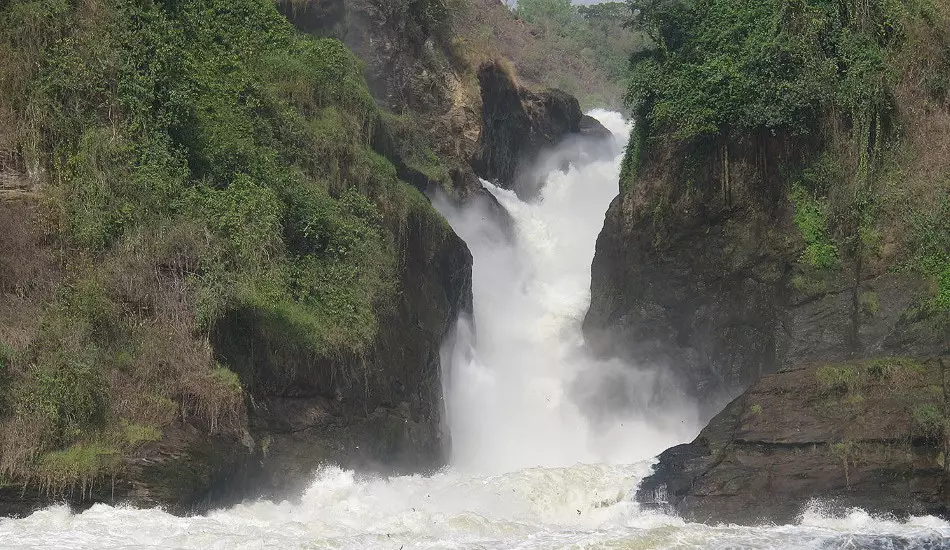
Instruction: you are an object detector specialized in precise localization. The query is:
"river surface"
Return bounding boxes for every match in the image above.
[2,111,948,549]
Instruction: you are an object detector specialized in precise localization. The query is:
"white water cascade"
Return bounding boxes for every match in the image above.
[434,110,697,473]
[1,111,948,549]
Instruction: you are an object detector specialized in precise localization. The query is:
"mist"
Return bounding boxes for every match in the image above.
[433,110,700,474]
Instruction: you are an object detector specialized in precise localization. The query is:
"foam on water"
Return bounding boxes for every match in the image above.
[2,110,948,549]
[2,463,949,549]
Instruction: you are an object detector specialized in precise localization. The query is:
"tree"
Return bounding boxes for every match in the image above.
[515,0,575,27]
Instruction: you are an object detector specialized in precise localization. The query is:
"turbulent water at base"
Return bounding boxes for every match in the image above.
[2,111,949,549]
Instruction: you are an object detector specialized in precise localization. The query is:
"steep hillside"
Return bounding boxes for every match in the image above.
[586,0,950,408]
[0,0,621,516]
[0,0,471,514]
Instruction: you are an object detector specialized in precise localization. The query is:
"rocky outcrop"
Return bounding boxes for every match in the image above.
[637,357,950,525]
[278,0,488,199]
[212,202,472,498]
[473,60,615,199]
[584,132,949,412]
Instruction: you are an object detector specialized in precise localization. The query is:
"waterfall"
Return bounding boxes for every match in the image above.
[434,110,697,473]
[2,111,947,550]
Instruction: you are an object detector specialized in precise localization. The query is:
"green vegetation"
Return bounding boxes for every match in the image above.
[122,422,162,448]
[791,184,840,270]
[623,0,950,311]
[750,404,763,416]
[0,0,445,491]
[912,404,945,437]
[791,273,829,296]
[905,189,950,312]
[37,442,121,494]
[816,366,860,396]
[460,0,641,107]
[626,0,910,142]
[860,292,881,317]
[817,358,925,398]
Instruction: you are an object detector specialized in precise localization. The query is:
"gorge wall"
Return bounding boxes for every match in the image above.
[584,0,950,522]
[585,0,950,409]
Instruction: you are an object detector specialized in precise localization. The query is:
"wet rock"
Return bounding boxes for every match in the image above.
[209,194,472,501]
[637,357,950,525]
[473,60,616,199]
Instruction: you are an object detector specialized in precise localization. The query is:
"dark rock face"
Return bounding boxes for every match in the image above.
[473,60,615,199]
[637,357,950,525]
[584,133,948,412]
[0,3,476,517]
[211,200,472,501]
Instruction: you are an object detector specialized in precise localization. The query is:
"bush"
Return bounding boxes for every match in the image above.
[29,345,109,445]
[122,421,162,448]
[791,184,840,270]
[182,364,244,434]
[906,188,950,313]
[37,442,120,493]
[626,0,913,142]
[912,403,945,437]
[816,366,860,396]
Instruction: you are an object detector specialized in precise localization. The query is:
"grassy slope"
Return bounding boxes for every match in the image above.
[0,0,445,492]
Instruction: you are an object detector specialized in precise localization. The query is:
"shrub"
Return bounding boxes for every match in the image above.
[37,442,120,495]
[860,292,881,317]
[29,345,109,445]
[182,364,244,434]
[867,359,895,380]
[816,366,860,396]
[791,184,840,270]
[906,189,950,313]
[912,404,945,437]
[122,421,162,448]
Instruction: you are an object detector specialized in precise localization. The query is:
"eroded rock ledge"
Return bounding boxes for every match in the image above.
[637,357,950,525]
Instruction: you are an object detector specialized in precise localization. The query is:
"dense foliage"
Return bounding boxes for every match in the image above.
[0,0,434,487]
[623,0,949,313]
[625,0,918,140]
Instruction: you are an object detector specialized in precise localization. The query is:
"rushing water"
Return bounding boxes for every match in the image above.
[2,111,948,549]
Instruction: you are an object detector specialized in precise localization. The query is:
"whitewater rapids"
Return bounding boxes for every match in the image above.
[1,111,948,549]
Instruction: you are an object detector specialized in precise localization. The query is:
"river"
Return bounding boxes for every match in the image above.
[1,111,948,549]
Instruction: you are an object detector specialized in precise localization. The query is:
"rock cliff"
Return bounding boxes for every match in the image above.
[585,0,950,523]
[637,357,950,525]
[0,0,611,517]
[584,131,946,411]
[473,60,615,199]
